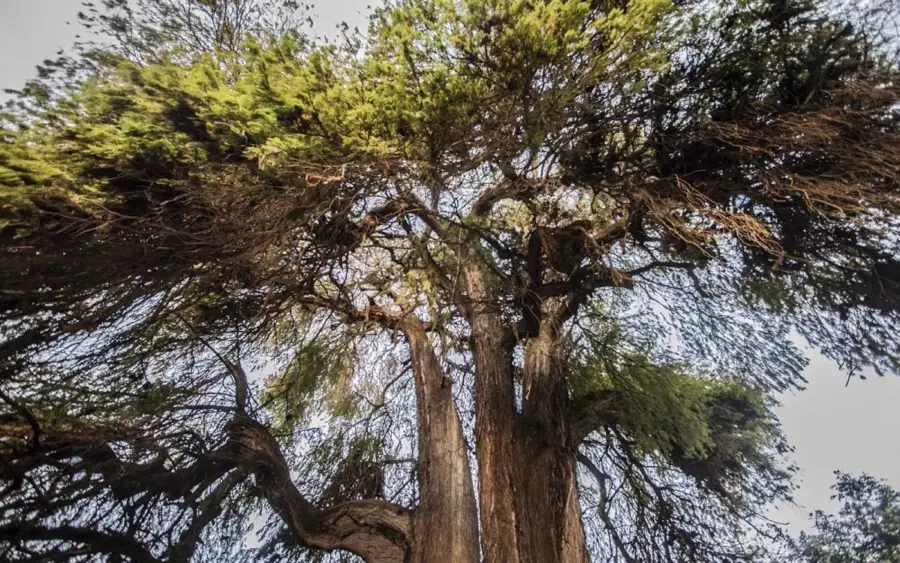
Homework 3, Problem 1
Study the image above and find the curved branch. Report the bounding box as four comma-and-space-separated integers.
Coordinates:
174, 313, 249, 413
228, 417, 412, 562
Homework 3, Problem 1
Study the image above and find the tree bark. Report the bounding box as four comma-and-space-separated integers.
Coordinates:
464, 262, 522, 562
228, 314, 480, 563
465, 260, 588, 563
518, 311, 588, 563
229, 417, 413, 562
404, 322, 480, 563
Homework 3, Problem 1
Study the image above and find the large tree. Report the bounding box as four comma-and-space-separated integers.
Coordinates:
1, 0, 899, 561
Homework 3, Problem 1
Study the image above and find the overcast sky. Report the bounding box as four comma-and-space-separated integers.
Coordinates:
3, 0, 900, 535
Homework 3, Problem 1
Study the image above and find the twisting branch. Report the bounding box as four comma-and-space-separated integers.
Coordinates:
227, 417, 412, 561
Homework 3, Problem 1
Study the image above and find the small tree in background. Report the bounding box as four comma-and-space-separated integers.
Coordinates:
1, 0, 900, 561
789, 472, 900, 563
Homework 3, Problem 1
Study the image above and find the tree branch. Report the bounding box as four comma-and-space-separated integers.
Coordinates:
0, 388, 41, 451
576, 454, 636, 563
166, 469, 249, 562
0, 524, 162, 563
174, 313, 249, 414
227, 417, 412, 561
570, 390, 622, 443
626, 261, 697, 277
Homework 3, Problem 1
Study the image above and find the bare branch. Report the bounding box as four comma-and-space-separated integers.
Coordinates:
0, 524, 162, 563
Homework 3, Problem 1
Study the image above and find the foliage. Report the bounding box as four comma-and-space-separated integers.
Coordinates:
788, 472, 900, 563
568, 318, 794, 560
263, 336, 358, 428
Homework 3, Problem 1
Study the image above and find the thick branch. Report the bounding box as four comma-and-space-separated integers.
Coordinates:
570, 390, 622, 444
473, 182, 532, 215
0, 430, 236, 503
403, 323, 479, 562
537, 266, 633, 299
461, 258, 521, 561
228, 417, 412, 562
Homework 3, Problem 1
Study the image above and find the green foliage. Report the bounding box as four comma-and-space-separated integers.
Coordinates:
263, 338, 357, 429
572, 348, 715, 458
0, 0, 899, 561
569, 324, 777, 467
789, 472, 900, 562
0, 125, 68, 234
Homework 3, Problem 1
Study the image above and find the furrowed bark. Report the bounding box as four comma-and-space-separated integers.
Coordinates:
465, 247, 588, 562
464, 261, 521, 563
404, 321, 480, 563
281, 301, 478, 562
519, 307, 588, 563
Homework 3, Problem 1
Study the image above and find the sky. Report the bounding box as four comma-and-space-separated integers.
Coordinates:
2, 0, 900, 537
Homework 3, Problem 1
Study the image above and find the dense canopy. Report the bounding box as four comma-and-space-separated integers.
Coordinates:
1, 0, 899, 561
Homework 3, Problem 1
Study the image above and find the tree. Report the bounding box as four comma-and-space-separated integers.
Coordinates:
788, 472, 900, 562
1, 0, 899, 561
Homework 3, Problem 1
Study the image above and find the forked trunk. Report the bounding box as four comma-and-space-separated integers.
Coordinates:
465, 264, 589, 563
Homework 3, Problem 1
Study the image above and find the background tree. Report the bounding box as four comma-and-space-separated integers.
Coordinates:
787, 472, 900, 563
1, 0, 899, 562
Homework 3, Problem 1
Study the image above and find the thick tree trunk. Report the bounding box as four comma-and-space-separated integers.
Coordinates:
518, 316, 588, 563
465, 263, 588, 562
465, 264, 523, 562
404, 323, 480, 563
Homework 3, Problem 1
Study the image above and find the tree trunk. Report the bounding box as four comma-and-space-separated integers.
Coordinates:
465, 262, 588, 562
227, 318, 479, 563
518, 314, 588, 563
404, 322, 480, 563
465, 264, 523, 562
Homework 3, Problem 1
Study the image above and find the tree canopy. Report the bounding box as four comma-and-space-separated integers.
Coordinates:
787, 472, 900, 563
1, 0, 899, 561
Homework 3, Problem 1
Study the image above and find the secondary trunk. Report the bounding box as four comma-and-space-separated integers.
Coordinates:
231, 316, 479, 563
404, 321, 480, 563
518, 313, 589, 563
465, 264, 523, 562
